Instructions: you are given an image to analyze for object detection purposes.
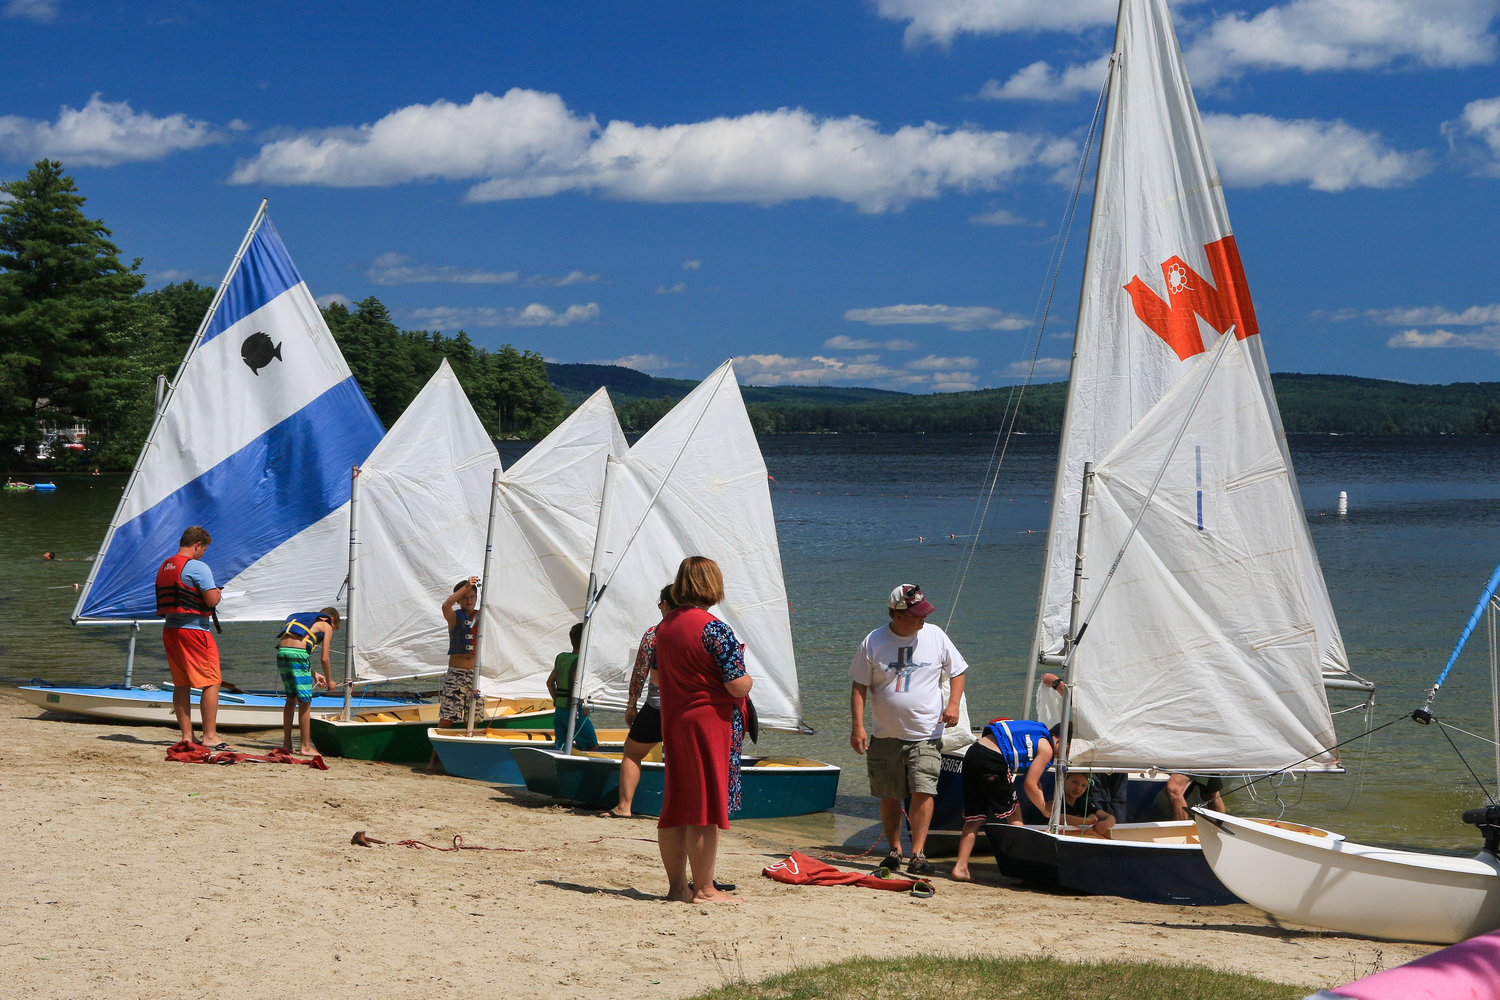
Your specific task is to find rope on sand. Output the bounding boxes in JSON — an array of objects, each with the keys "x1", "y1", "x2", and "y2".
[{"x1": 349, "y1": 830, "x2": 658, "y2": 852}]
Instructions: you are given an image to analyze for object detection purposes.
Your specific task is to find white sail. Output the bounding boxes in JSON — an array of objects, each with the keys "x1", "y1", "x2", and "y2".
[
  {"x1": 348, "y1": 360, "x2": 499, "y2": 683},
  {"x1": 73, "y1": 205, "x2": 384, "y2": 624},
  {"x1": 1070, "y1": 333, "x2": 1338, "y2": 770},
  {"x1": 477, "y1": 388, "x2": 628, "y2": 699},
  {"x1": 1032, "y1": 0, "x2": 1348, "y2": 690},
  {"x1": 576, "y1": 361, "x2": 804, "y2": 732}
]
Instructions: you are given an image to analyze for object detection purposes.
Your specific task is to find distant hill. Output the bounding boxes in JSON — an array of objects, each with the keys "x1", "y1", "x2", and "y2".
[
  {"x1": 544, "y1": 363, "x2": 1500, "y2": 435},
  {"x1": 545, "y1": 363, "x2": 906, "y2": 407}
]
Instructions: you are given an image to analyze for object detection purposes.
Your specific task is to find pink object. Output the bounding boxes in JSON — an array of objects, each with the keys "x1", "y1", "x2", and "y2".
[{"x1": 1326, "y1": 928, "x2": 1500, "y2": 999}]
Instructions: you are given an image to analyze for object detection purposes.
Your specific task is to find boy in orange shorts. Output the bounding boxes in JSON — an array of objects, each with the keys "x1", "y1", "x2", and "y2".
[{"x1": 155, "y1": 526, "x2": 225, "y2": 747}]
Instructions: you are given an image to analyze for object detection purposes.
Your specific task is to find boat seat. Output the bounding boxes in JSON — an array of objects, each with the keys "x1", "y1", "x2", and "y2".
[{"x1": 750, "y1": 756, "x2": 821, "y2": 767}]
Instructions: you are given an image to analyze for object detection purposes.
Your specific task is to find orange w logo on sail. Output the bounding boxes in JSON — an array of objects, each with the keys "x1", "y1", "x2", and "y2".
[{"x1": 1122, "y1": 235, "x2": 1260, "y2": 361}]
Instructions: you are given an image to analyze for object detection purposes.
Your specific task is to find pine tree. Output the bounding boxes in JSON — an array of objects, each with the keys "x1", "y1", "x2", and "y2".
[{"x1": 0, "y1": 160, "x2": 144, "y2": 459}]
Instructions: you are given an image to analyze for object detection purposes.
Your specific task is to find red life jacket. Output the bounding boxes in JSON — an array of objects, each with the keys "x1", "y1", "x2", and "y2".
[{"x1": 155, "y1": 553, "x2": 211, "y2": 617}]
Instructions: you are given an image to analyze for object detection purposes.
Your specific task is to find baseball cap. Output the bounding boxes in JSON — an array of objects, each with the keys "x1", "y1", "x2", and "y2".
[{"x1": 888, "y1": 583, "x2": 935, "y2": 618}]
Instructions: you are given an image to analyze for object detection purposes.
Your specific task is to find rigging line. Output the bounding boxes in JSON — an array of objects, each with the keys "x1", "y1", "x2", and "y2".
[
  {"x1": 1214, "y1": 712, "x2": 1415, "y2": 800},
  {"x1": 1432, "y1": 720, "x2": 1500, "y2": 749},
  {"x1": 1069, "y1": 326, "x2": 1236, "y2": 644},
  {"x1": 945, "y1": 74, "x2": 1109, "y2": 627},
  {"x1": 1435, "y1": 721, "x2": 1498, "y2": 807}
]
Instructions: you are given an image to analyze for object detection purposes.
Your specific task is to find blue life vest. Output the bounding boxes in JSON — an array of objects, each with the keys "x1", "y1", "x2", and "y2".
[
  {"x1": 984, "y1": 719, "x2": 1053, "y2": 772},
  {"x1": 278, "y1": 611, "x2": 330, "y2": 649}
]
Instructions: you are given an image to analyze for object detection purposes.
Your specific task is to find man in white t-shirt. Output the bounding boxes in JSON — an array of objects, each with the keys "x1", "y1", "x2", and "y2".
[{"x1": 849, "y1": 583, "x2": 968, "y2": 877}]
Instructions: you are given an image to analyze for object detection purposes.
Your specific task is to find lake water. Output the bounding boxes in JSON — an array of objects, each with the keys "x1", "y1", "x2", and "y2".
[{"x1": 5, "y1": 433, "x2": 1500, "y2": 850}]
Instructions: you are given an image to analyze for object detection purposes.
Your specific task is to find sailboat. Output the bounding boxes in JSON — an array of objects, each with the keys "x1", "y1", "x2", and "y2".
[
  {"x1": 25, "y1": 202, "x2": 411, "y2": 728},
  {"x1": 983, "y1": 0, "x2": 1367, "y2": 904},
  {"x1": 1194, "y1": 562, "x2": 1500, "y2": 944},
  {"x1": 509, "y1": 361, "x2": 840, "y2": 818},
  {"x1": 307, "y1": 359, "x2": 556, "y2": 762},
  {"x1": 425, "y1": 385, "x2": 634, "y2": 782}
]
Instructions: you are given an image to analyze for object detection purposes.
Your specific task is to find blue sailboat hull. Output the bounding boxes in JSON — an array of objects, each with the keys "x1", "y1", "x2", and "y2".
[{"x1": 511, "y1": 745, "x2": 840, "y2": 819}]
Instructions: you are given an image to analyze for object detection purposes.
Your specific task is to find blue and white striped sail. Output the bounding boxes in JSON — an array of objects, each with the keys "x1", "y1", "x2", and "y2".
[{"x1": 73, "y1": 203, "x2": 384, "y2": 623}]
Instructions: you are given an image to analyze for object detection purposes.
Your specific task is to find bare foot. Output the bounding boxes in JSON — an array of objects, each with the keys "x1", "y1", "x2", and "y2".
[
  {"x1": 598, "y1": 808, "x2": 632, "y2": 819},
  {"x1": 667, "y1": 886, "x2": 694, "y2": 903},
  {"x1": 690, "y1": 886, "x2": 744, "y2": 903},
  {"x1": 949, "y1": 868, "x2": 973, "y2": 883},
  {"x1": 303, "y1": 747, "x2": 321, "y2": 757}
]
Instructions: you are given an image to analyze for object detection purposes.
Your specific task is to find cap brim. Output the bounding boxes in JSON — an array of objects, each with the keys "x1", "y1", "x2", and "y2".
[{"x1": 908, "y1": 599, "x2": 935, "y2": 617}]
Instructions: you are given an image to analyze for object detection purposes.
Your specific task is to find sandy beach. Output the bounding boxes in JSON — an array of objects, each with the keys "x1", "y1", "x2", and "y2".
[{"x1": 0, "y1": 690, "x2": 1432, "y2": 1000}]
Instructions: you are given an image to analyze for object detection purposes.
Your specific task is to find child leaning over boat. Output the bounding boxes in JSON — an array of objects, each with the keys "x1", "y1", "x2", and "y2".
[{"x1": 276, "y1": 608, "x2": 339, "y2": 756}]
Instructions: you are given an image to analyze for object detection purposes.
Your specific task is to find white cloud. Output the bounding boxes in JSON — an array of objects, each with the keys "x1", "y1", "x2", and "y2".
[
  {"x1": 0, "y1": 94, "x2": 227, "y2": 166},
  {"x1": 231, "y1": 90, "x2": 597, "y2": 187},
  {"x1": 969, "y1": 207, "x2": 1035, "y2": 226},
  {"x1": 147, "y1": 268, "x2": 215, "y2": 285},
  {"x1": 908, "y1": 354, "x2": 979, "y2": 370},
  {"x1": 1202, "y1": 113, "x2": 1428, "y2": 190},
  {"x1": 824, "y1": 334, "x2": 919, "y2": 351},
  {"x1": 1387, "y1": 327, "x2": 1500, "y2": 351},
  {"x1": 366, "y1": 253, "x2": 598, "y2": 288},
  {"x1": 4, "y1": 0, "x2": 60, "y2": 22},
  {"x1": 682, "y1": 259, "x2": 702, "y2": 270},
  {"x1": 875, "y1": 0, "x2": 1118, "y2": 46},
  {"x1": 1444, "y1": 96, "x2": 1500, "y2": 175},
  {"x1": 656, "y1": 282, "x2": 686, "y2": 294},
  {"x1": 941, "y1": 2, "x2": 1499, "y2": 96},
  {"x1": 525, "y1": 270, "x2": 599, "y2": 287},
  {"x1": 367, "y1": 252, "x2": 519, "y2": 286},
  {"x1": 231, "y1": 90, "x2": 1072, "y2": 213},
  {"x1": 1362, "y1": 304, "x2": 1500, "y2": 325},
  {"x1": 845, "y1": 303, "x2": 1030, "y2": 331},
  {"x1": 730, "y1": 352, "x2": 981, "y2": 390},
  {"x1": 604, "y1": 353, "x2": 679, "y2": 373},
  {"x1": 316, "y1": 293, "x2": 354, "y2": 310},
  {"x1": 402, "y1": 302, "x2": 600, "y2": 330},
  {"x1": 1186, "y1": 0, "x2": 1499, "y2": 86},
  {"x1": 1005, "y1": 357, "x2": 1073, "y2": 379},
  {"x1": 978, "y1": 55, "x2": 1111, "y2": 103}
]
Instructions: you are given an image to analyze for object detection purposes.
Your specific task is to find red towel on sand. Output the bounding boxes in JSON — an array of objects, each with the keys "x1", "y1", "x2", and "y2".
[
  {"x1": 166, "y1": 741, "x2": 328, "y2": 770},
  {"x1": 762, "y1": 851, "x2": 935, "y2": 894}
]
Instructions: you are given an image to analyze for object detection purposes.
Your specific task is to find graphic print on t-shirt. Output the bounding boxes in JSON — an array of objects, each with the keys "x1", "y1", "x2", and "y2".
[{"x1": 885, "y1": 645, "x2": 925, "y2": 692}]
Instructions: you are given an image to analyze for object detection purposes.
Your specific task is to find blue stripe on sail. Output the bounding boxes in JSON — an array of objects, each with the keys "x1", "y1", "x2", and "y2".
[
  {"x1": 203, "y1": 222, "x2": 302, "y2": 345},
  {"x1": 78, "y1": 378, "x2": 383, "y2": 620}
]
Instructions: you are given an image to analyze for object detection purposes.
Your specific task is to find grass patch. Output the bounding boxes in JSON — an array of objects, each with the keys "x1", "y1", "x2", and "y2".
[{"x1": 685, "y1": 954, "x2": 1312, "y2": 1000}]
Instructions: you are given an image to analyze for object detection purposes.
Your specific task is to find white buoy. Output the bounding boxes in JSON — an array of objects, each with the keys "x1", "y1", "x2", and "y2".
[{"x1": 1337, "y1": 490, "x2": 1348, "y2": 516}]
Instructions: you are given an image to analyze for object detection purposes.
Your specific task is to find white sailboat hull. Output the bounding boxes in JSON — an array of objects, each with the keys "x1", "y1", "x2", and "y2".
[
  {"x1": 1194, "y1": 807, "x2": 1500, "y2": 944},
  {"x1": 19, "y1": 684, "x2": 414, "y2": 731}
]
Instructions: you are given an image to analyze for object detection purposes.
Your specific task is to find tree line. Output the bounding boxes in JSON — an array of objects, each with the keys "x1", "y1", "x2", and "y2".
[{"x1": 0, "y1": 160, "x2": 564, "y2": 470}]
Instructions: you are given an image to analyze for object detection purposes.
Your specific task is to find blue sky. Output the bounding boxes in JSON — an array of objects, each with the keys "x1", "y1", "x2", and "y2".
[{"x1": 3, "y1": 0, "x2": 1499, "y2": 391}]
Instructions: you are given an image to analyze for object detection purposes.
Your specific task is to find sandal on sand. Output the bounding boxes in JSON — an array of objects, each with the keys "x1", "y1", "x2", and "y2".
[
  {"x1": 687, "y1": 879, "x2": 738, "y2": 893},
  {"x1": 206, "y1": 742, "x2": 234, "y2": 752},
  {"x1": 597, "y1": 809, "x2": 631, "y2": 819}
]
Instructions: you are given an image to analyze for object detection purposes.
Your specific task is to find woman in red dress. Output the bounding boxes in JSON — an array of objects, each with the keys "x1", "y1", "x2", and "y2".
[{"x1": 655, "y1": 555, "x2": 752, "y2": 903}]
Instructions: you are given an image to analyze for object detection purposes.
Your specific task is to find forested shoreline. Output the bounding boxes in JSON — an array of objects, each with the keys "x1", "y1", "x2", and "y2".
[{"x1": 4, "y1": 160, "x2": 1497, "y2": 473}]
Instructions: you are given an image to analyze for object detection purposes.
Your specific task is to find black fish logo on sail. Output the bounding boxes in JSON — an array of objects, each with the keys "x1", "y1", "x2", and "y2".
[{"x1": 241, "y1": 332, "x2": 282, "y2": 375}]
